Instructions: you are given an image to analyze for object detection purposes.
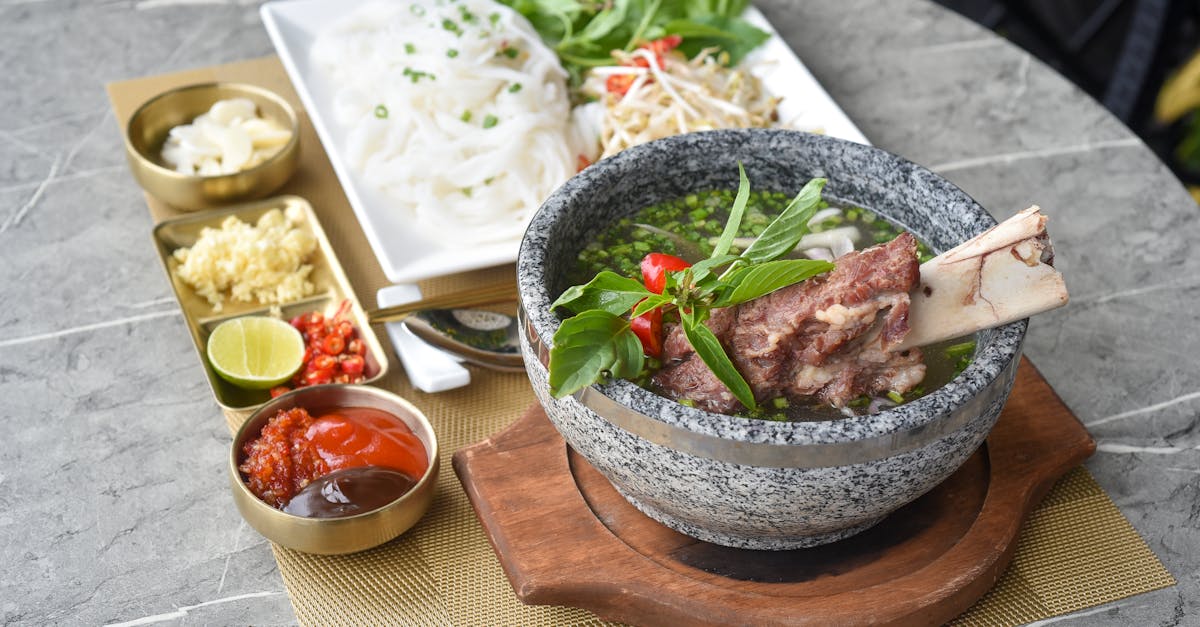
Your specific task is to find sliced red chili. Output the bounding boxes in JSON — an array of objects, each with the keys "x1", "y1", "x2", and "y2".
[
  {"x1": 630, "y1": 307, "x2": 664, "y2": 358},
  {"x1": 640, "y1": 252, "x2": 692, "y2": 295}
]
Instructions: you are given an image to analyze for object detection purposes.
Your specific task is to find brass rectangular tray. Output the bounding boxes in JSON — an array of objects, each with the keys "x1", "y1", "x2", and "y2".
[{"x1": 152, "y1": 195, "x2": 389, "y2": 411}]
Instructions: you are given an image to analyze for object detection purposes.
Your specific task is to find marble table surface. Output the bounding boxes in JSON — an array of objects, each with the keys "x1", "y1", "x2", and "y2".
[{"x1": 2, "y1": 0, "x2": 1196, "y2": 625}]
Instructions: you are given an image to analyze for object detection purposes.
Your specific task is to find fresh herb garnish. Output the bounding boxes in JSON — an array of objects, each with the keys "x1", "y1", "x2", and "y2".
[
  {"x1": 946, "y1": 340, "x2": 976, "y2": 376},
  {"x1": 460, "y1": 110, "x2": 473, "y2": 122},
  {"x1": 402, "y1": 67, "x2": 436, "y2": 83},
  {"x1": 508, "y1": 82, "x2": 523, "y2": 93},
  {"x1": 404, "y1": 42, "x2": 416, "y2": 54},
  {"x1": 500, "y1": 46, "x2": 520, "y2": 59},
  {"x1": 498, "y1": 0, "x2": 769, "y2": 88},
  {"x1": 482, "y1": 114, "x2": 499, "y2": 128},
  {"x1": 548, "y1": 166, "x2": 834, "y2": 409},
  {"x1": 447, "y1": 48, "x2": 459, "y2": 58},
  {"x1": 442, "y1": 18, "x2": 462, "y2": 35},
  {"x1": 374, "y1": 104, "x2": 389, "y2": 119}
]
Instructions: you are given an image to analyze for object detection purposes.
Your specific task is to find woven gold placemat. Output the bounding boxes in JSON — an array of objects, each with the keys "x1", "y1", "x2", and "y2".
[{"x1": 108, "y1": 57, "x2": 1175, "y2": 626}]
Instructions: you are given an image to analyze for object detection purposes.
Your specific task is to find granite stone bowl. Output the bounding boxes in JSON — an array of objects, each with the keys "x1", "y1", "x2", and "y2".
[{"x1": 517, "y1": 129, "x2": 1026, "y2": 550}]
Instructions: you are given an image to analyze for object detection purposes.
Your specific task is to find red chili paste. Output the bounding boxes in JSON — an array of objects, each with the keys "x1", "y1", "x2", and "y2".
[
  {"x1": 240, "y1": 406, "x2": 429, "y2": 512},
  {"x1": 305, "y1": 407, "x2": 428, "y2": 481}
]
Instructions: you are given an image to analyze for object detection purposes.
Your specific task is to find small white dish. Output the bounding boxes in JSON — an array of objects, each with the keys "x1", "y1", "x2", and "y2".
[
  {"x1": 377, "y1": 284, "x2": 471, "y2": 393},
  {"x1": 261, "y1": 1, "x2": 867, "y2": 283}
]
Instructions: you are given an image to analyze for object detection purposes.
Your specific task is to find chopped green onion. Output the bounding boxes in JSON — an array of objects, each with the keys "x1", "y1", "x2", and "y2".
[
  {"x1": 772, "y1": 397, "x2": 789, "y2": 409},
  {"x1": 447, "y1": 48, "x2": 458, "y2": 58},
  {"x1": 678, "y1": 398, "x2": 696, "y2": 408},
  {"x1": 442, "y1": 18, "x2": 461, "y2": 35},
  {"x1": 460, "y1": 110, "x2": 472, "y2": 122},
  {"x1": 944, "y1": 341, "x2": 976, "y2": 360},
  {"x1": 482, "y1": 114, "x2": 498, "y2": 128},
  {"x1": 488, "y1": 12, "x2": 500, "y2": 25},
  {"x1": 404, "y1": 42, "x2": 415, "y2": 54},
  {"x1": 484, "y1": 176, "x2": 495, "y2": 185},
  {"x1": 887, "y1": 390, "x2": 904, "y2": 404},
  {"x1": 410, "y1": 4, "x2": 425, "y2": 15},
  {"x1": 501, "y1": 47, "x2": 519, "y2": 59},
  {"x1": 507, "y1": 83, "x2": 522, "y2": 93},
  {"x1": 461, "y1": 187, "x2": 473, "y2": 197},
  {"x1": 374, "y1": 104, "x2": 388, "y2": 119}
]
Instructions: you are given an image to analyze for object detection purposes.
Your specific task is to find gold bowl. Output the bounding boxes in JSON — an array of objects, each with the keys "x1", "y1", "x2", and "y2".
[
  {"x1": 124, "y1": 82, "x2": 300, "y2": 210},
  {"x1": 229, "y1": 385, "x2": 439, "y2": 555}
]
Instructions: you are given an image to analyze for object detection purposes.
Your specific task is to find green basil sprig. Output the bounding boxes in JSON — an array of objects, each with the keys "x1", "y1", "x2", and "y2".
[{"x1": 548, "y1": 166, "x2": 834, "y2": 410}]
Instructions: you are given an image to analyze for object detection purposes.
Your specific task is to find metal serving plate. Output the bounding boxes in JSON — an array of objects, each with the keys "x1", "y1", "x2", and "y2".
[{"x1": 152, "y1": 195, "x2": 389, "y2": 411}]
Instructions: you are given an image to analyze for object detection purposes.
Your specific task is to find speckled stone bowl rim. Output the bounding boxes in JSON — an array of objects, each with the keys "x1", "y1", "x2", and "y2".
[{"x1": 517, "y1": 128, "x2": 1026, "y2": 447}]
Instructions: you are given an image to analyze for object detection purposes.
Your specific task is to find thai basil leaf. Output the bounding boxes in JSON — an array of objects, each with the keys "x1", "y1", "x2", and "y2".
[
  {"x1": 711, "y1": 163, "x2": 750, "y2": 259},
  {"x1": 680, "y1": 310, "x2": 757, "y2": 410},
  {"x1": 737, "y1": 178, "x2": 826, "y2": 265},
  {"x1": 671, "y1": 15, "x2": 769, "y2": 65},
  {"x1": 687, "y1": 253, "x2": 740, "y2": 284},
  {"x1": 712, "y1": 259, "x2": 834, "y2": 307},
  {"x1": 549, "y1": 310, "x2": 645, "y2": 398},
  {"x1": 551, "y1": 271, "x2": 651, "y2": 315},
  {"x1": 576, "y1": 0, "x2": 631, "y2": 42},
  {"x1": 631, "y1": 293, "x2": 673, "y2": 318}
]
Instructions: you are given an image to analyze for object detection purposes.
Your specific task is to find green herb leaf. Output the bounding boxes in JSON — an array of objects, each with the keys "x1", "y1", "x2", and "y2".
[
  {"x1": 738, "y1": 178, "x2": 826, "y2": 264},
  {"x1": 631, "y1": 293, "x2": 672, "y2": 317},
  {"x1": 681, "y1": 310, "x2": 756, "y2": 410},
  {"x1": 671, "y1": 15, "x2": 769, "y2": 65},
  {"x1": 549, "y1": 310, "x2": 644, "y2": 398},
  {"x1": 711, "y1": 162, "x2": 749, "y2": 259},
  {"x1": 551, "y1": 270, "x2": 652, "y2": 314},
  {"x1": 687, "y1": 253, "x2": 739, "y2": 284},
  {"x1": 577, "y1": 0, "x2": 631, "y2": 42},
  {"x1": 712, "y1": 259, "x2": 834, "y2": 307},
  {"x1": 482, "y1": 114, "x2": 499, "y2": 128},
  {"x1": 944, "y1": 340, "x2": 976, "y2": 359}
]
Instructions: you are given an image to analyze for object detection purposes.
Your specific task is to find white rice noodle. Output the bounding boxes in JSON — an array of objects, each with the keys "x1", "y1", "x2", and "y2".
[{"x1": 311, "y1": 0, "x2": 596, "y2": 245}]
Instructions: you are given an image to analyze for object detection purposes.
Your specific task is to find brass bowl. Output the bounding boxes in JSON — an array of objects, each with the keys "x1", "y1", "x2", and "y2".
[
  {"x1": 124, "y1": 82, "x2": 300, "y2": 210},
  {"x1": 229, "y1": 385, "x2": 439, "y2": 554}
]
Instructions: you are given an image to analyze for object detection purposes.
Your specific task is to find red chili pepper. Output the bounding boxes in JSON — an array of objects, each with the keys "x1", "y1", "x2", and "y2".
[
  {"x1": 606, "y1": 35, "x2": 684, "y2": 96},
  {"x1": 645, "y1": 34, "x2": 682, "y2": 57},
  {"x1": 322, "y1": 334, "x2": 346, "y2": 356},
  {"x1": 630, "y1": 307, "x2": 664, "y2": 358},
  {"x1": 576, "y1": 154, "x2": 592, "y2": 172},
  {"x1": 341, "y1": 354, "x2": 365, "y2": 376},
  {"x1": 640, "y1": 252, "x2": 692, "y2": 295}
]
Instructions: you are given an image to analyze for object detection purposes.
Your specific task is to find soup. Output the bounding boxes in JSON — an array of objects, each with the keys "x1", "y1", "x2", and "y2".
[{"x1": 567, "y1": 188, "x2": 974, "y2": 421}]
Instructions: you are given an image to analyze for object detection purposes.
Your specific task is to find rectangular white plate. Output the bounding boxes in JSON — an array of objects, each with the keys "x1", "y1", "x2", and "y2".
[{"x1": 261, "y1": 0, "x2": 868, "y2": 284}]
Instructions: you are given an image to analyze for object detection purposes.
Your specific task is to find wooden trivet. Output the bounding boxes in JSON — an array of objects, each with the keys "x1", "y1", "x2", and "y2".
[{"x1": 453, "y1": 358, "x2": 1095, "y2": 626}]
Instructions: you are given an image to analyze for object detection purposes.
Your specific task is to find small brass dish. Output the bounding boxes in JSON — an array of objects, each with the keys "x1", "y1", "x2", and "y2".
[
  {"x1": 125, "y1": 82, "x2": 300, "y2": 210},
  {"x1": 230, "y1": 385, "x2": 440, "y2": 555},
  {"x1": 152, "y1": 195, "x2": 389, "y2": 412}
]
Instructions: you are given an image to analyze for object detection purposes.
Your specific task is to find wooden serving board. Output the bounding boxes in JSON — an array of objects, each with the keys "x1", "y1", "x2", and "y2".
[{"x1": 452, "y1": 358, "x2": 1096, "y2": 626}]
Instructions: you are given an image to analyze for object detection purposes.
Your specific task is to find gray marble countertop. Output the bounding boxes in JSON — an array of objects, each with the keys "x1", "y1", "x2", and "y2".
[{"x1": 2, "y1": 0, "x2": 1196, "y2": 625}]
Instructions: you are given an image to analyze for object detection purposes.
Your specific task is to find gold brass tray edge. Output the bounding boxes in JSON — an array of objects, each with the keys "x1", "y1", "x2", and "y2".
[{"x1": 150, "y1": 195, "x2": 390, "y2": 411}]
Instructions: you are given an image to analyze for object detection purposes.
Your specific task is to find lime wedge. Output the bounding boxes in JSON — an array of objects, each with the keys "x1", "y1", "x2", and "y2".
[{"x1": 207, "y1": 316, "x2": 305, "y2": 389}]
